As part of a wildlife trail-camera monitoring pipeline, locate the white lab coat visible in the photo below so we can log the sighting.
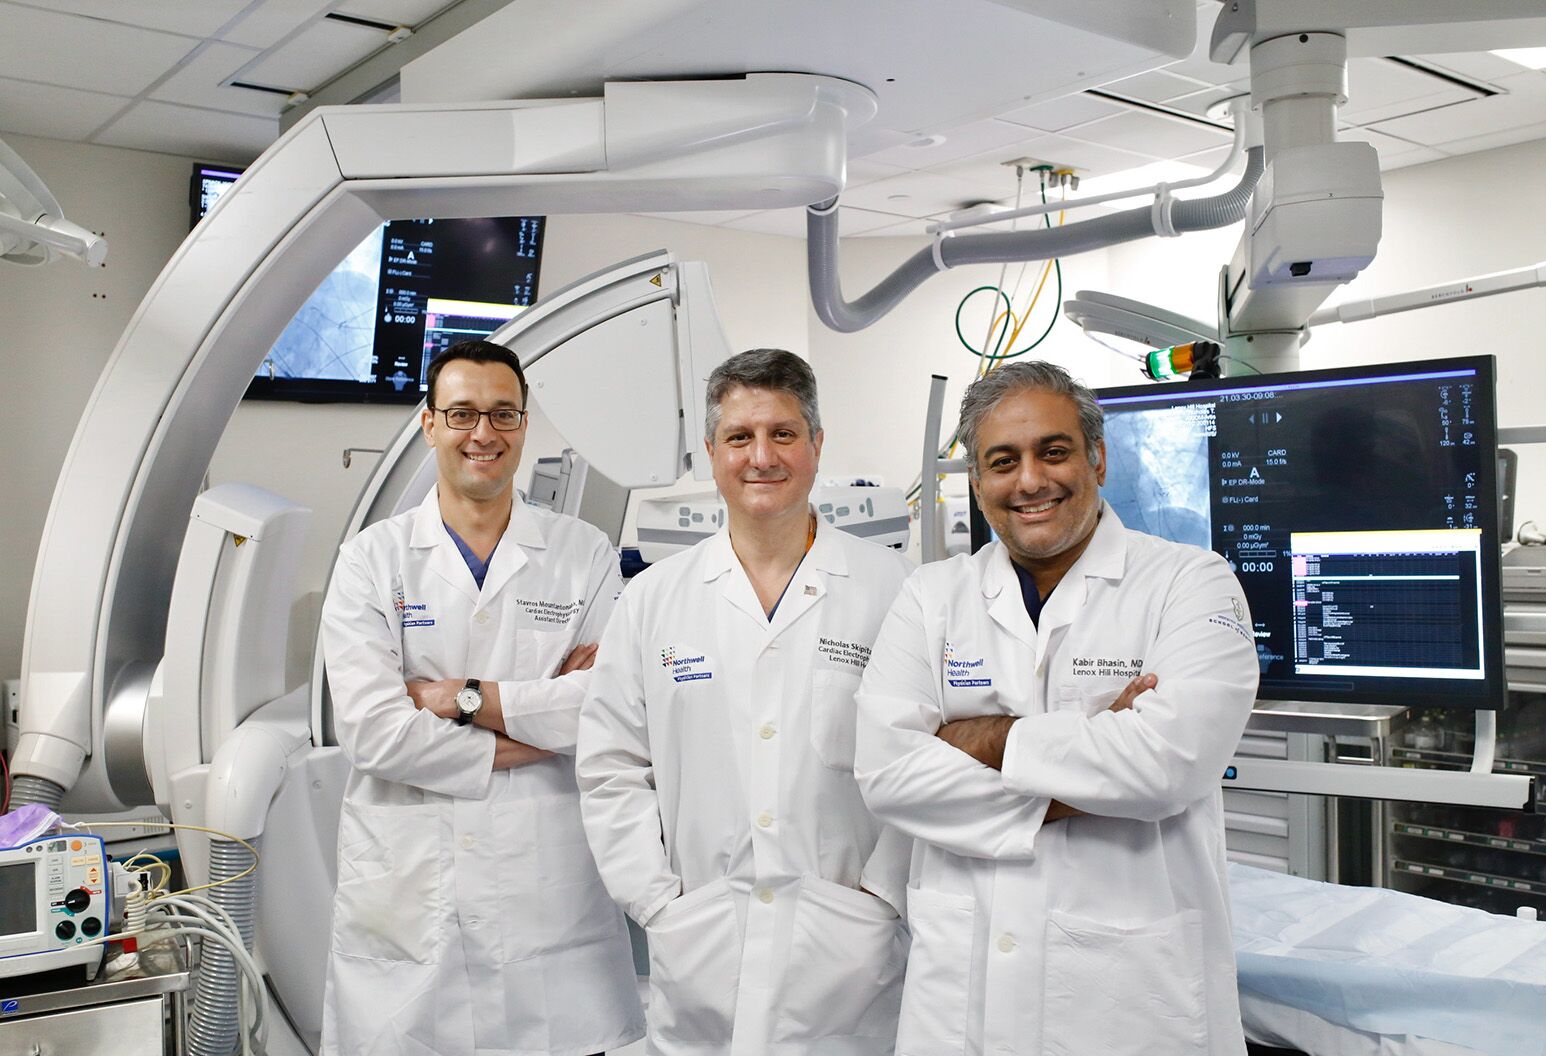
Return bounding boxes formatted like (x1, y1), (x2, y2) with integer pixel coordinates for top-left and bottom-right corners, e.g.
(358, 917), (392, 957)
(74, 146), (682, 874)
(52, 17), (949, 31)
(576, 520), (915, 1056)
(320, 490), (644, 1056)
(855, 504), (1259, 1056)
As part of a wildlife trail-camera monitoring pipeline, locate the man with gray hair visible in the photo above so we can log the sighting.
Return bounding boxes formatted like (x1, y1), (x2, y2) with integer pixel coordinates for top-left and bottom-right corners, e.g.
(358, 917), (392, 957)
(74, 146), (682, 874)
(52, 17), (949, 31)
(855, 361), (1259, 1055)
(578, 349), (914, 1055)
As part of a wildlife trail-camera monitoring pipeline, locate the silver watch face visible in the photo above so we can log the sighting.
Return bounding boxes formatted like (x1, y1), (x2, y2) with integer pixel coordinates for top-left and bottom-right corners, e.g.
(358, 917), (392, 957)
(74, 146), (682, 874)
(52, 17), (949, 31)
(455, 687), (481, 714)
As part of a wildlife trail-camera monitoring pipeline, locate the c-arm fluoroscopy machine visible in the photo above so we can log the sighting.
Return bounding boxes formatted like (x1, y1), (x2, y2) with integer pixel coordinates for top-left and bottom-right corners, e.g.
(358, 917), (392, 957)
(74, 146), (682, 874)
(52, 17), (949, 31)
(12, 1), (1546, 1050)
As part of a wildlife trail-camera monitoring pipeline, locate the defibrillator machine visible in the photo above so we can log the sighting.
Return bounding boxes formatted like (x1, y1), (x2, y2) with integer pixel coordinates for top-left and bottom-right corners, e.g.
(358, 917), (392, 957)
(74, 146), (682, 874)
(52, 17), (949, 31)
(0, 834), (111, 980)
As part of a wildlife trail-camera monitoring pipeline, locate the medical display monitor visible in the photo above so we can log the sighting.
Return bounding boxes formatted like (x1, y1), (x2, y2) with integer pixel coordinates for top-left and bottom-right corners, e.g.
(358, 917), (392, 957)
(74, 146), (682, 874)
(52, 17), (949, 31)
(190, 162), (241, 229)
(244, 216), (545, 404)
(1095, 356), (1504, 710)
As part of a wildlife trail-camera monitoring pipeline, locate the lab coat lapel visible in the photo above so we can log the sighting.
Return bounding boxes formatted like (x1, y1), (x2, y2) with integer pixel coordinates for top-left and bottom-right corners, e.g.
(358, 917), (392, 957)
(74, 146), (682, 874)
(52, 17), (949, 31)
(413, 490), (480, 606)
(478, 500), (539, 604)
(703, 530), (768, 628)
(984, 545), (1037, 649)
(1035, 503), (1128, 655)
(766, 516), (846, 639)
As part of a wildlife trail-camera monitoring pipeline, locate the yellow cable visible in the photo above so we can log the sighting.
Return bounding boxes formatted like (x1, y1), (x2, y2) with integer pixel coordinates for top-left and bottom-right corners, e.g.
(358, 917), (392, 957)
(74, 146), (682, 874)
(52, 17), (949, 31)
(65, 819), (260, 895)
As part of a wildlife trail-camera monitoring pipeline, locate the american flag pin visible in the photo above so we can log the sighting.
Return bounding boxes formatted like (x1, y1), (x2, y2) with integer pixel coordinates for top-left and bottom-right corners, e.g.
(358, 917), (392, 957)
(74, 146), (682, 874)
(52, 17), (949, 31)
(804, 585), (818, 596)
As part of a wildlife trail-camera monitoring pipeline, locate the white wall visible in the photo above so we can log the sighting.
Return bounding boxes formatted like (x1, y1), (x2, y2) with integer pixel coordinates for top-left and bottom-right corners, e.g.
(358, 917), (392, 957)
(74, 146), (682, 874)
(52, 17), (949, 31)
(0, 133), (238, 687)
(1101, 137), (1546, 524)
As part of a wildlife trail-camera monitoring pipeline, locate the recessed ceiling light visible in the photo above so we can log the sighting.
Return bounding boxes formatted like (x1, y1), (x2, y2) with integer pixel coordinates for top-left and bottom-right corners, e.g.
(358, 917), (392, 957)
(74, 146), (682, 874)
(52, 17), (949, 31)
(1491, 47), (1546, 70)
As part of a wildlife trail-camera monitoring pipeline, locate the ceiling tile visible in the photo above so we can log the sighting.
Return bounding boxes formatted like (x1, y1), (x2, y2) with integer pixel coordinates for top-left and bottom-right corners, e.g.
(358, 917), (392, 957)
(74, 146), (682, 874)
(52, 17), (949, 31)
(0, 4), (199, 96)
(1369, 72), (1546, 150)
(846, 158), (910, 188)
(1165, 85), (1244, 119)
(1413, 52), (1531, 85)
(150, 42), (281, 119)
(937, 132), (1154, 191)
(1336, 126), (1447, 166)
(0, 76), (131, 140)
(219, 0), (332, 49)
(996, 93), (1123, 133)
(865, 118), (1051, 171)
(334, 0), (456, 25)
(837, 170), (987, 218)
(1069, 109), (1231, 159)
(1341, 58), (1476, 126)
(11, 0), (248, 37)
(238, 16), (391, 92)
(1102, 68), (1211, 104)
(92, 99), (277, 162)
(1425, 118), (1546, 159)
(633, 209), (760, 226)
(724, 205), (912, 239)
(1156, 9), (1251, 90)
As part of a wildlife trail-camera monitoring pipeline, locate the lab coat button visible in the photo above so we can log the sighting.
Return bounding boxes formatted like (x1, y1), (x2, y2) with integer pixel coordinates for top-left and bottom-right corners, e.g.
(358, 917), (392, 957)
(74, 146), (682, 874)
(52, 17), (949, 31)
(757, 888), (774, 904)
(997, 934), (1016, 953)
(461, 835), (476, 849)
(759, 724), (776, 740)
(467, 918), (481, 930)
(475, 612), (490, 625)
(756, 811), (774, 828)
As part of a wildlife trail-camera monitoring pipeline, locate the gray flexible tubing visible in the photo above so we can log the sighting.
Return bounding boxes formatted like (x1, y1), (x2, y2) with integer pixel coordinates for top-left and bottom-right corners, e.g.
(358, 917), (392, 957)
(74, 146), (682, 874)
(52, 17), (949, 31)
(809, 146), (1265, 333)
(9, 774), (65, 808)
(187, 837), (259, 1056)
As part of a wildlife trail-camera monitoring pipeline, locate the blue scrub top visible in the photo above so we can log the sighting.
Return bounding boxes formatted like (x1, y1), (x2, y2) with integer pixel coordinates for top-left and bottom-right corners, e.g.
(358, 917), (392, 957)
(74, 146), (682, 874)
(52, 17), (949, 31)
(444, 522), (496, 590)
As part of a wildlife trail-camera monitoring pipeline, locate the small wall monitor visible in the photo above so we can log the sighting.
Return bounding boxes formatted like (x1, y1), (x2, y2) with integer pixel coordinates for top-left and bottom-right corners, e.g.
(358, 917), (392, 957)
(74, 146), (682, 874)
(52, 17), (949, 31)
(190, 162), (242, 228)
(1095, 355), (1504, 709)
(243, 216), (545, 404)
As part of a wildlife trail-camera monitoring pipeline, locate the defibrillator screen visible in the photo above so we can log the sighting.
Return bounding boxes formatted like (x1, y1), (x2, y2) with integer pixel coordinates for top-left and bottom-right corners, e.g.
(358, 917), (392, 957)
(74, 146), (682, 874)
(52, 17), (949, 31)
(1096, 355), (1504, 709)
(0, 862), (37, 936)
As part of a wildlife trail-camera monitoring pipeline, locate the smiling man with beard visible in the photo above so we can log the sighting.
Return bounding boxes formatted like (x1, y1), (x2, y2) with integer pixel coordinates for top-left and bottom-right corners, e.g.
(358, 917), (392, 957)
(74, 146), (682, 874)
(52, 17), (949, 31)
(854, 360), (1260, 1056)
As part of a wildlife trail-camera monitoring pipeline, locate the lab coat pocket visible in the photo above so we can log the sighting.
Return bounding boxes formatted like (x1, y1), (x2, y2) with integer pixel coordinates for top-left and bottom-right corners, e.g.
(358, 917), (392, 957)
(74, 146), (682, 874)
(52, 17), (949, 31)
(516, 625), (571, 678)
(1041, 908), (1208, 1056)
(895, 886), (975, 1056)
(811, 668), (863, 771)
(775, 876), (906, 1044)
(645, 877), (741, 1047)
(330, 804), (443, 964)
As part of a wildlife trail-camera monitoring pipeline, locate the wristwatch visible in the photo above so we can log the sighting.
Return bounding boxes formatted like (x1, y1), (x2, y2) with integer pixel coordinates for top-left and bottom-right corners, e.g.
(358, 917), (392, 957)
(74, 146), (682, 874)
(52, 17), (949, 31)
(454, 678), (483, 726)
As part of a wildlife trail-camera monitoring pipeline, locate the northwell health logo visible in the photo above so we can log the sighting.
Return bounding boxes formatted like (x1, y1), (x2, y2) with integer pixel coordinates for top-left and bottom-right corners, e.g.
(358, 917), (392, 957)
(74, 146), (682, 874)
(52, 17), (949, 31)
(660, 646), (713, 683)
(943, 641), (991, 688)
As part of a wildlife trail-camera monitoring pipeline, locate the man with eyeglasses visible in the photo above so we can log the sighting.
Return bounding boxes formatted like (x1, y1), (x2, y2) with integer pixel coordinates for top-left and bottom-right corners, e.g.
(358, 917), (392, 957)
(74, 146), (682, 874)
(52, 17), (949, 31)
(320, 340), (643, 1055)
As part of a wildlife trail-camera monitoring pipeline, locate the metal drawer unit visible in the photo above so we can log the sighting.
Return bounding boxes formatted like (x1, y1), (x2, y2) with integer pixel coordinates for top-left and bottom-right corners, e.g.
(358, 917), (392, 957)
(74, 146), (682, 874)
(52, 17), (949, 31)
(0, 952), (189, 1056)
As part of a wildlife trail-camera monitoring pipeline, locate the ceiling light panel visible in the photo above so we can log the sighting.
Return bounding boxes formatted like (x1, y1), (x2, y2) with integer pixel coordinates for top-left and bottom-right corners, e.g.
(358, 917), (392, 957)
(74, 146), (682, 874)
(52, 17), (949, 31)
(1417, 52), (1533, 83)
(1492, 47), (1546, 71)
(0, 4), (198, 96)
(238, 17), (392, 93)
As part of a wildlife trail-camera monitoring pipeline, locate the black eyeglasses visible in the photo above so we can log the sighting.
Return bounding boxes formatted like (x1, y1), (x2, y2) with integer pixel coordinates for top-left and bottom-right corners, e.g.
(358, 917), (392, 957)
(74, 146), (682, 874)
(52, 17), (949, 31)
(429, 406), (527, 431)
